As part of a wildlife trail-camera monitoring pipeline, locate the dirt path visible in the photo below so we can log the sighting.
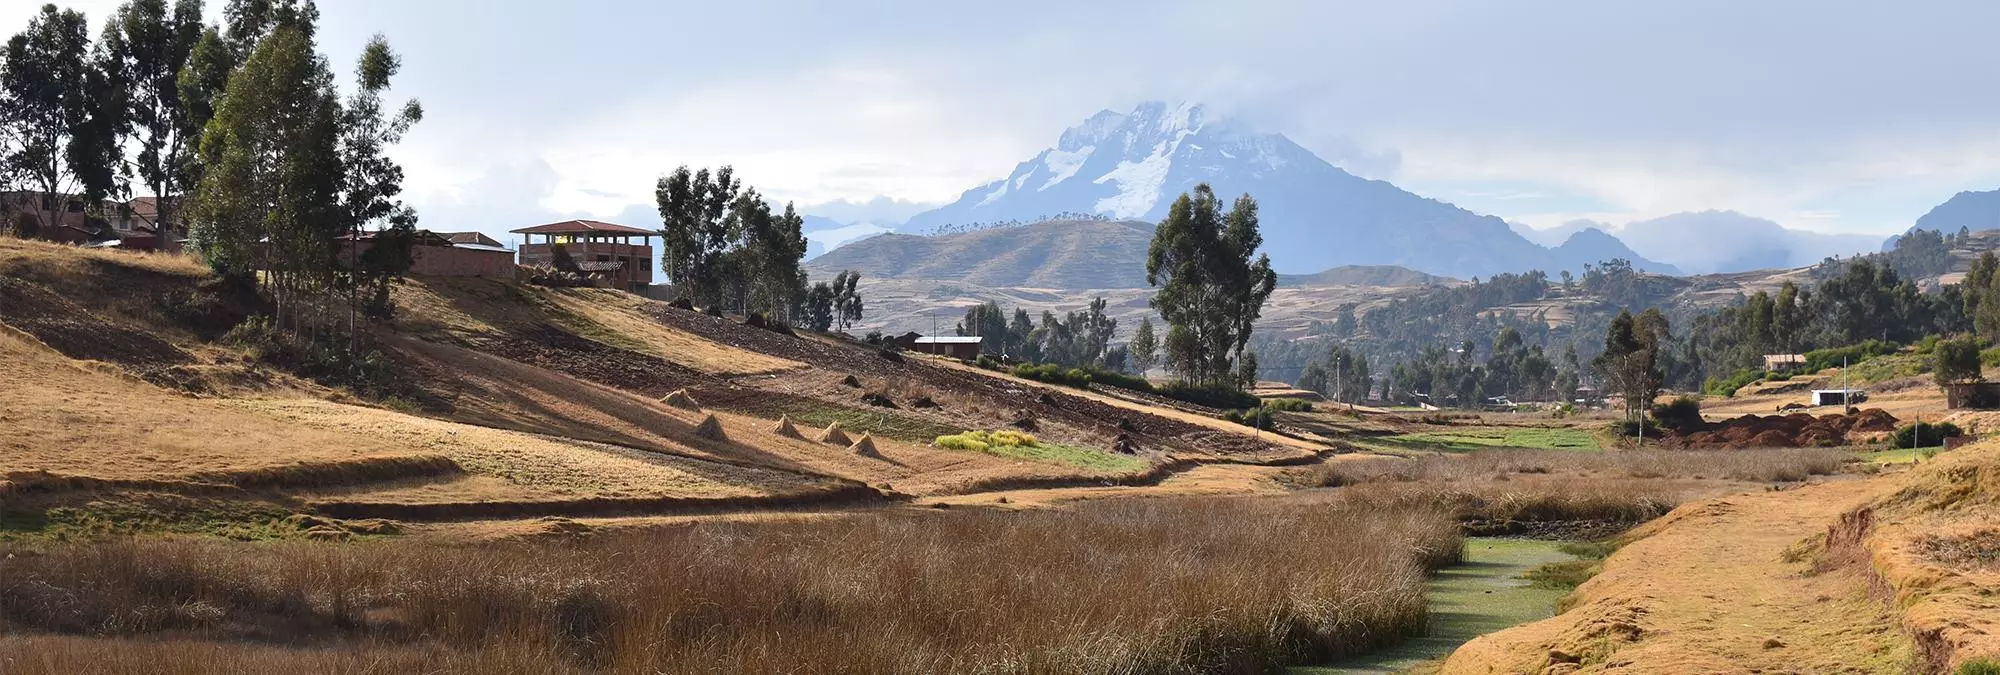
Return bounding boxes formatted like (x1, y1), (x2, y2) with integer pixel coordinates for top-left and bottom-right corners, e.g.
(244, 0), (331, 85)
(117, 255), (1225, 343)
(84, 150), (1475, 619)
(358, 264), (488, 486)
(1439, 476), (1915, 674)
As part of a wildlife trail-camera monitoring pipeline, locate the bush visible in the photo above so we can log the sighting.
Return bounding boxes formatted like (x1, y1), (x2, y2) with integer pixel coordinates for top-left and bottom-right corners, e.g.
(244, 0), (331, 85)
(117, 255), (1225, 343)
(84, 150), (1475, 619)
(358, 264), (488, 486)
(974, 354), (1001, 371)
(1083, 367), (1153, 392)
(1703, 368), (1766, 397)
(1157, 383), (1261, 410)
(1011, 363), (1092, 389)
(1916, 334), (1943, 356)
(1227, 407), (1275, 429)
(1650, 396), (1704, 434)
(1804, 340), (1899, 373)
(1935, 336), (1984, 386)
(1263, 397), (1314, 412)
(1959, 659), (2000, 675)
(1894, 421), (1963, 449)
(1983, 347), (2000, 369)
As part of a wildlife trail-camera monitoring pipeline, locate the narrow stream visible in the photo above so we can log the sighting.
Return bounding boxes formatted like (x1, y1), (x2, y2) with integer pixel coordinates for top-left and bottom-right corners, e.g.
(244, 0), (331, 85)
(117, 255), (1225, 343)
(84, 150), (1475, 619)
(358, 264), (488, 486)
(1294, 538), (1578, 674)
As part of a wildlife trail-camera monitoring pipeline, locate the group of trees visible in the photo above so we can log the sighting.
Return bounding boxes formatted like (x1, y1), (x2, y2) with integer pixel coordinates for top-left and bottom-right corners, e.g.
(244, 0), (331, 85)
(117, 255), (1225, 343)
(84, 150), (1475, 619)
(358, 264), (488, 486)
(0, 1), (424, 335)
(798, 270), (862, 333)
(954, 297), (1123, 369)
(652, 164), (863, 330)
(185, 0), (423, 336)
(1144, 184), (1276, 389)
(1594, 309), (1670, 427)
(654, 165), (811, 319)
(1295, 344), (1372, 402)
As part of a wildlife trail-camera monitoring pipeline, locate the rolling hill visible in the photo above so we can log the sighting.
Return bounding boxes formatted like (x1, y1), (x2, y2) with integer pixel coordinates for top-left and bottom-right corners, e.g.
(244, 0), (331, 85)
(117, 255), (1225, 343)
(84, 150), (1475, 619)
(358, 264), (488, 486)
(805, 218), (1157, 288)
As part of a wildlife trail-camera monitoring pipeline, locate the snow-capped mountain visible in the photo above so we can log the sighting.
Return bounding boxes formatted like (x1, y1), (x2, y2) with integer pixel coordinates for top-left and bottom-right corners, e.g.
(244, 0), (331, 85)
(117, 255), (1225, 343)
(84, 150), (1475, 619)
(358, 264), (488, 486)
(900, 102), (1614, 278)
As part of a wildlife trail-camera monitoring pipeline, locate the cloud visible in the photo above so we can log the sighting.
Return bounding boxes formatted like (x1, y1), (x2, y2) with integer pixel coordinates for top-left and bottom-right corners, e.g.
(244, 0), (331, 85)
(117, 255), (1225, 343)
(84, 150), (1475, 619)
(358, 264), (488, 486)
(120, 0), (2000, 241)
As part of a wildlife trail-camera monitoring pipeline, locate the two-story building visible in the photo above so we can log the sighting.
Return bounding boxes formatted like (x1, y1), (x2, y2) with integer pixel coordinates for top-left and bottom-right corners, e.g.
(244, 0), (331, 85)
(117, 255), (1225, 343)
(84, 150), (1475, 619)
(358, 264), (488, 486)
(511, 219), (656, 291)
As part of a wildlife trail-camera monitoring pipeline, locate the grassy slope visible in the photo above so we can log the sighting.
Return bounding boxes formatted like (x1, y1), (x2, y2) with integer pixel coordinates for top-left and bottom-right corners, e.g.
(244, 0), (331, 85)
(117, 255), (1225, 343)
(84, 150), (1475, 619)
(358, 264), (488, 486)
(1438, 474), (1913, 673)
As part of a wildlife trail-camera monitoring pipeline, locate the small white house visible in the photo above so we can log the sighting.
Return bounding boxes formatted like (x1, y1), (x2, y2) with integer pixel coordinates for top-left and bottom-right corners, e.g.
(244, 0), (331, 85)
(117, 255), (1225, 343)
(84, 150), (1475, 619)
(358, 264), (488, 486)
(1811, 389), (1866, 406)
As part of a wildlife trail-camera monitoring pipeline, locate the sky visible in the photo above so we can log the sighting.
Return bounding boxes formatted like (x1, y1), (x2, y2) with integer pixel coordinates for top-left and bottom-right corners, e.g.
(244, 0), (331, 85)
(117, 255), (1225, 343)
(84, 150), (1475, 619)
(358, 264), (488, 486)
(10, 0), (2000, 246)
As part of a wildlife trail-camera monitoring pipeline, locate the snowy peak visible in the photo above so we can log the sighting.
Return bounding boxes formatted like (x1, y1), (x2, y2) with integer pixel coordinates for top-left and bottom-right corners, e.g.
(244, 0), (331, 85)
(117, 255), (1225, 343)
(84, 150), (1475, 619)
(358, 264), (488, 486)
(901, 101), (1602, 279)
(909, 100), (1312, 228)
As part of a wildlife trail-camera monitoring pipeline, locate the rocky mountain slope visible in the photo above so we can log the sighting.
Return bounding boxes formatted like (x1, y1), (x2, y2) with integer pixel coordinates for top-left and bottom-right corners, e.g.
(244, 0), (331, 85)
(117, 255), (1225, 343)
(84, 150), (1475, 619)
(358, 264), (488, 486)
(897, 101), (1660, 279)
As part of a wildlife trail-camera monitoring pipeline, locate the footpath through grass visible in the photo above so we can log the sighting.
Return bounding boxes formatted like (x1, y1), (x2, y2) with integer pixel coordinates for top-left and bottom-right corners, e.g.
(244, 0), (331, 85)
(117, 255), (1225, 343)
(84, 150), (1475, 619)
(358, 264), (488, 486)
(1297, 538), (1578, 674)
(1365, 426), (1602, 453)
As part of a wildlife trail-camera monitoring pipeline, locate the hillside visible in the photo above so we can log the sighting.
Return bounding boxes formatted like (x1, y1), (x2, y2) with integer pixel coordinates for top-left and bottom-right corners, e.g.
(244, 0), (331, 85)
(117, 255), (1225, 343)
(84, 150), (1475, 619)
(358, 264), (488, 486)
(804, 218), (1156, 288)
(0, 238), (1314, 536)
(898, 102), (1652, 279)
(1277, 264), (1453, 288)
(1905, 187), (2000, 240)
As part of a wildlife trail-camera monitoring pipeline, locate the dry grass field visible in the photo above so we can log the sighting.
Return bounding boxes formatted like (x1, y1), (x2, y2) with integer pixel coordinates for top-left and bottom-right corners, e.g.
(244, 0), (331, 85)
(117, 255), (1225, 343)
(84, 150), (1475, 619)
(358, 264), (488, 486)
(0, 494), (1460, 674)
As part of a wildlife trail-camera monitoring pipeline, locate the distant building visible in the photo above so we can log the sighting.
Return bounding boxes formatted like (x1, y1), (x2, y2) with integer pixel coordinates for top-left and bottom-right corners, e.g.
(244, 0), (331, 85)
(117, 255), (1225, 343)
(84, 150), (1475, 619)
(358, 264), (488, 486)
(1763, 354), (1807, 371)
(511, 219), (656, 291)
(1811, 389), (1866, 407)
(905, 335), (982, 360)
(337, 229), (515, 278)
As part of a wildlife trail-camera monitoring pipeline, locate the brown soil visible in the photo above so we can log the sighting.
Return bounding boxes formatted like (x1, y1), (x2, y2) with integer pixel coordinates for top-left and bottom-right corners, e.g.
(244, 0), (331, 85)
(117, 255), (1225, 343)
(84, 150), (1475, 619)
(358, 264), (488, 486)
(1667, 409), (1900, 449)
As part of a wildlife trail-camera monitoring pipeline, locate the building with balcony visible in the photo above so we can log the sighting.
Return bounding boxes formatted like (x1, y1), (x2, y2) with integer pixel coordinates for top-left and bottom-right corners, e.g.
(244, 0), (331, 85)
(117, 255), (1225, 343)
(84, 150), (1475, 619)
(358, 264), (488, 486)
(511, 219), (656, 291)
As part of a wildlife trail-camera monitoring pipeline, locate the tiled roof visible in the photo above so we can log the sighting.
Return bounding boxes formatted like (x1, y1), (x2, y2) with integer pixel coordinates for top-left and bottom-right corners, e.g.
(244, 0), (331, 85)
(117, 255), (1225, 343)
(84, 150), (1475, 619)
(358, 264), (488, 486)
(509, 219), (655, 235)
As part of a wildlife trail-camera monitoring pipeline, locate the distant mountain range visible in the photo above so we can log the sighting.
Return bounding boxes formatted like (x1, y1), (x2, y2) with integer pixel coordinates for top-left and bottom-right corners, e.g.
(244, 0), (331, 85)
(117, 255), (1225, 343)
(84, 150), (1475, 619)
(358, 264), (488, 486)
(1515, 211), (1882, 275)
(805, 219), (1157, 288)
(1891, 188), (2000, 249)
(894, 101), (1675, 280)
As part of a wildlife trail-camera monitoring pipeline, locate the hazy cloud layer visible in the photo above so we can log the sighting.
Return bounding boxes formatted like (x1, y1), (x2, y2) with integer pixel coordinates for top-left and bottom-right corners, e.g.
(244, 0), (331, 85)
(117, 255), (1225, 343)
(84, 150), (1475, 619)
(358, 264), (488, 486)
(14, 0), (2000, 241)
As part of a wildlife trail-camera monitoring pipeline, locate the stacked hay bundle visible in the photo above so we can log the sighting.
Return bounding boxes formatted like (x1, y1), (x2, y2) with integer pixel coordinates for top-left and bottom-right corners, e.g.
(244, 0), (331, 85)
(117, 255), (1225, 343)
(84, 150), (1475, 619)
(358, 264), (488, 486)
(661, 389), (702, 412)
(818, 421), (852, 445)
(773, 415), (802, 438)
(692, 413), (726, 441)
(850, 433), (881, 458)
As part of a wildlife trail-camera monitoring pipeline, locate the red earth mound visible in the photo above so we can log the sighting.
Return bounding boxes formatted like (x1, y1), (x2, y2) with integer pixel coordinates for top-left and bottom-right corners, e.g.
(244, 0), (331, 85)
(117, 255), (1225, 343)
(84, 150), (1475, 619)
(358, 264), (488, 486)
(1672, 409), (1898, 449)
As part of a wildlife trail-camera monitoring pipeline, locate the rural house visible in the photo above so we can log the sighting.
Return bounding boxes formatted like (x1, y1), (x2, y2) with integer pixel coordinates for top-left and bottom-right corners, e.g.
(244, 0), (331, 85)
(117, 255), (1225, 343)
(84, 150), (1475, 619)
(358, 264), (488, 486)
(907, 335), (983, 360)
(511, 219), (656, 291)
(338, 229), (515, 278)
(1763, 354), (1806, 371)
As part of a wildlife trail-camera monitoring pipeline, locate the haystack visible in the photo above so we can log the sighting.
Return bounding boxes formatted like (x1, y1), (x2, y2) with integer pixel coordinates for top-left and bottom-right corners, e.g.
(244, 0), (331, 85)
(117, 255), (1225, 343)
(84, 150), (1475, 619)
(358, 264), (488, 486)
(817, 421), (852, 445)
(661, 389), (702, 412)
(849, 433), (881, 458)
(692, 413), (727, 441)
(773, 415), (802, 438)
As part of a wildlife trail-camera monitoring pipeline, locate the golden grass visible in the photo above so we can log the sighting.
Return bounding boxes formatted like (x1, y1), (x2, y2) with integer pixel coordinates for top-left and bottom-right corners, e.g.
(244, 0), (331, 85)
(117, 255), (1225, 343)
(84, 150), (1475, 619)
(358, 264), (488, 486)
(0, 327), (424, 483)
(0, 493), (1460, 674)
(222, 399), (815, 501)
(0, 236), (208, 279)
(389, 278), (799, 376)
(540, 288), (802, 375)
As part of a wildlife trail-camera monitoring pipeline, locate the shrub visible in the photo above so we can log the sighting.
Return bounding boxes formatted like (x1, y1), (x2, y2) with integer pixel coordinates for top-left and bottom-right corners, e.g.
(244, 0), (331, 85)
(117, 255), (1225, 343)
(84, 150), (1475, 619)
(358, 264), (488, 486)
(1959, 659), (2000, 675)
(934, 429), (1041, 453)
(1011, 363), (1091, 389)
(1229, 407), (1275, 429)
(1916, 334), (1943, 356)
(1157, 383), (1261, 410)
(1703, 368), (1766, 397)
(1263, 397), (1313, 412)
(1935, 336), (1985, 386)
(1650, 396), (1704, 434)
(1894, 421), (1963, 449)
(1804, 340), (1899, 373)
(1983, 347), (2000, 369)
(974, 354), (1000, 371)
(1083, 367), (1153, 392)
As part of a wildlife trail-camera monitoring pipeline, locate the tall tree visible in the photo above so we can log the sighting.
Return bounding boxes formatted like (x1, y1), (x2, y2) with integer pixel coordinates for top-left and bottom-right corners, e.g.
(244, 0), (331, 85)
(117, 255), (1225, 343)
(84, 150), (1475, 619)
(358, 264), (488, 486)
(655, 165), (740, 304)
(2, 4), (110, 234)
(101, 0), (205, 238)
(1129, 316), (1158, 375)
(1593, 310), (1664, 429)
(186, 23), (343, 330)
(956, 300), (1009, 356)
(1145, 184), (1275, 388)
(337, 33), (423, 325)
(831, 270), (863, 332)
